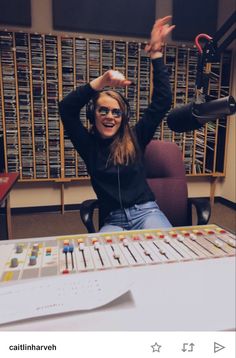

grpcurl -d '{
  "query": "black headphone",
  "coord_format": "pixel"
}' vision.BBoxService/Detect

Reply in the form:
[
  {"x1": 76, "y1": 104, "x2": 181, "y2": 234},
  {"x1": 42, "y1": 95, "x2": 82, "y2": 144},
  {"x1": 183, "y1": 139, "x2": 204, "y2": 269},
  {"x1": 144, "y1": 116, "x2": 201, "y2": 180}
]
[{"x1": 86, "y1": 90, "x2": 131, "y2": 125}]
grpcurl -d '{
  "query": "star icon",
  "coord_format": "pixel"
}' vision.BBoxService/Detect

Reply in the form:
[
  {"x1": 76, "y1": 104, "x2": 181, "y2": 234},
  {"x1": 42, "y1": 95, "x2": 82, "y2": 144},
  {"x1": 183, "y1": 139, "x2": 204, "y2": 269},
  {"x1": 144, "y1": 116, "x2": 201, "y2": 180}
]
[{"x1": 151, "y1": 342, "x2": 162, "y2": 353}]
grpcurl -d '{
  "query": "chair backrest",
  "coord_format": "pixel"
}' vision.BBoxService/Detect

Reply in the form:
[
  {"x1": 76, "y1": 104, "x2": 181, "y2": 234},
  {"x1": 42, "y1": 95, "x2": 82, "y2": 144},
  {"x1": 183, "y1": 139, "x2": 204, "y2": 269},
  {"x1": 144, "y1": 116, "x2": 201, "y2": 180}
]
[{"x1": 144, "y1": 140, "x2": 189, "y2": 227}]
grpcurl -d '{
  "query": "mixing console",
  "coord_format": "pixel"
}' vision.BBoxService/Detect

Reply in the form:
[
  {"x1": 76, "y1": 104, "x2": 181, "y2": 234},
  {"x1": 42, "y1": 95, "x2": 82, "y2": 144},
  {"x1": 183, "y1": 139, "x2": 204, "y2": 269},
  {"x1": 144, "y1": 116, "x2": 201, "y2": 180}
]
[{"x1": 0, "y1": 224, "x2": 235, "y2": 284}]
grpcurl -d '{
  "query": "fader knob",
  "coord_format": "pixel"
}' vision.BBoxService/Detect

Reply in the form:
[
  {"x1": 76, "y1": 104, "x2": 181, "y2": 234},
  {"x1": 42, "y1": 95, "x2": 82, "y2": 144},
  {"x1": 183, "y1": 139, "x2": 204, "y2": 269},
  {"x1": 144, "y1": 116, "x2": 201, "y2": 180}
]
[
  {"x1": 113, "y1": 252, "x2": 120, "y2": 260},
  {"x1": 29, "y1": 256, "x2": 37, "y2": 266},
  {"x1": 33, "y1": 243, "x2": 39, "y2": 251},
  {"x1": 69, "y1": 244, "x2": 74, "y2": 252},
  {"x1": 16, "y1": 245, "x2": 23, "y2": 254},
  {"x1": 214, "y1": 240, "x2": 223, "y2": 248},
  {"x1": 79, "y1": 243, "x2": 85, "y2": 251},
  {"x1": 31, "y1": 249, "x2": 38, "y2": 257},
  {"x1": 10, "y1": 258, "x2": 19, "y2": 267},
  {"x1": 228, "y1": 239, "x2": 236, "y2": 248},
  {"x1": 94, "y1": 242, "x2": 100, "y2": 250},
  {"x1": 123, "y1": 239, "x2": 129, "y2": 247}
]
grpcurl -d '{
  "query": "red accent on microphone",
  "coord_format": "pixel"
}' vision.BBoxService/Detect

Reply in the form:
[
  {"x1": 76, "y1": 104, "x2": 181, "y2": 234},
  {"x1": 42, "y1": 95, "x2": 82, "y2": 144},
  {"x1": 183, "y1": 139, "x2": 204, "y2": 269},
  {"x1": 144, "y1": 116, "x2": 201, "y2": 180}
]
[{"x1": 195, "y1": 34, "x2": 213, "y2": 53}]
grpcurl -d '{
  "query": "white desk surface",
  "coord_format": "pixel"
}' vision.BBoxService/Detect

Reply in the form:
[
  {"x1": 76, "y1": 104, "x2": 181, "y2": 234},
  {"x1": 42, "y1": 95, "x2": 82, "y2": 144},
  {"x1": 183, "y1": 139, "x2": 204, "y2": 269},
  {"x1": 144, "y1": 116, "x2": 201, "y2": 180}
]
[{"x1": 0, "y1": 256, "x2": 235, "y2": 331}]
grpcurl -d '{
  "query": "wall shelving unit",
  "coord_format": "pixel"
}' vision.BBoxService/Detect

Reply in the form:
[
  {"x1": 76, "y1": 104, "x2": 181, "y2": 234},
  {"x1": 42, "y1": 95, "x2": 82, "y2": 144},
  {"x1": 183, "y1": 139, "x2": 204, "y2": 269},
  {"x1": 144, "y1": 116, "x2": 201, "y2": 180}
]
[{"x1": 0, "y1": 30, "x2": 232, "y2": 184}]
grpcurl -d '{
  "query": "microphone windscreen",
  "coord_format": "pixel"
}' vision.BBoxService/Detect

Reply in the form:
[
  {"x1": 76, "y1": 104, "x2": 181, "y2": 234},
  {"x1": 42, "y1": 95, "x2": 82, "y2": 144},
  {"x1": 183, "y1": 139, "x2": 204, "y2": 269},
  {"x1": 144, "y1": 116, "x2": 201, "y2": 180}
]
[
  {"x1": 167, "y1": 103, "x2": 202, "y2": 133},
  {"x1": 193, "y1": 96, "x2": 236, "y2": 117}
]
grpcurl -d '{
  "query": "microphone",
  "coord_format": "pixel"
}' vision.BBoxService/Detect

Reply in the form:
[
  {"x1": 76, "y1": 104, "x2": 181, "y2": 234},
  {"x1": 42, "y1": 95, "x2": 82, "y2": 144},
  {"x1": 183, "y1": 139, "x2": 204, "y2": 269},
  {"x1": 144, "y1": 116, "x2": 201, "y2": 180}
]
[{"x1": 167, "y1": 96, "x2": 236, "y2": 133}]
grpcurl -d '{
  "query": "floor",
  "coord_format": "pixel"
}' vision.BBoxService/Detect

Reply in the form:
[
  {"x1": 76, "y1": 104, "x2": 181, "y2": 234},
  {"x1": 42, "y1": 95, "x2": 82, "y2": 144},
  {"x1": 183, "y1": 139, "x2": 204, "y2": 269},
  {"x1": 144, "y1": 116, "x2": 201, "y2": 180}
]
[{"x1": 7, "y1": 201, "x2": 236, "y2": 240}]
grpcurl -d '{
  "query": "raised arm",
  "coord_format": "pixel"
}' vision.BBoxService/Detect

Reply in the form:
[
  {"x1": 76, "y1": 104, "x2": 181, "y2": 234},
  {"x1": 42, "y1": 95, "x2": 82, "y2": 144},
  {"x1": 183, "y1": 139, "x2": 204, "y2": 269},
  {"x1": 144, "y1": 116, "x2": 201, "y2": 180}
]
[
  {"x1": 135, "y1": 16, "x2": 175, "y2": 149},
  {"x1": 58, "y1": 84, "x2": 96, "y2": 160},
  {"x1": 145, "y1": 16, "x2": 175, "y2": 59}
]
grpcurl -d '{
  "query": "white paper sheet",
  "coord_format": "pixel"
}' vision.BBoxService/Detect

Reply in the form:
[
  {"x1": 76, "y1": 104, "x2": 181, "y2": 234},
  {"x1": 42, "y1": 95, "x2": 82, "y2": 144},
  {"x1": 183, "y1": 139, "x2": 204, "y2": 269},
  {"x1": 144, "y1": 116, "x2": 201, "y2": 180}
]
[{"x1": 0, "y1": 269, "x2": 133, "y2": 325}]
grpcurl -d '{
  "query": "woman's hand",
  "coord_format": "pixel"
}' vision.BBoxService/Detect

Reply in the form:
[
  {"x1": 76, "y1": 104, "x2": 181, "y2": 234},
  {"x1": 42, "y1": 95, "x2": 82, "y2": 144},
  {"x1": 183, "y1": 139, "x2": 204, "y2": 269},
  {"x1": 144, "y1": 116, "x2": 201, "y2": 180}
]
[
  {"x1": 90, "y1": 70, "x2": 131, "y2": 91},
  {"x1": 145, "y1": 16, "x2": 175, "y2": 58}
]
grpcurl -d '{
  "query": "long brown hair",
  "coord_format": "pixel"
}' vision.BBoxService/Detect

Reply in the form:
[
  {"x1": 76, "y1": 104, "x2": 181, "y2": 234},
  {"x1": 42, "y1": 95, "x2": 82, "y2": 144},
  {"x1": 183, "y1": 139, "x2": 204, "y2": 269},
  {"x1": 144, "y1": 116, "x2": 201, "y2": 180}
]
[{"x1": 93, "y1": 91, "x2": 138, "y2": 166}]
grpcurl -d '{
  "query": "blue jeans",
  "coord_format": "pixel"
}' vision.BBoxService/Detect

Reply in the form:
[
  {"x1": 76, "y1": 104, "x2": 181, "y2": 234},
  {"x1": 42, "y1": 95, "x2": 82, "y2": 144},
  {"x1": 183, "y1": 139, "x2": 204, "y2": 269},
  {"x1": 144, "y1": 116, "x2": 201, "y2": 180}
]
[{"x1": 99, "y1": 201, "x2": 172, "y2": 232}]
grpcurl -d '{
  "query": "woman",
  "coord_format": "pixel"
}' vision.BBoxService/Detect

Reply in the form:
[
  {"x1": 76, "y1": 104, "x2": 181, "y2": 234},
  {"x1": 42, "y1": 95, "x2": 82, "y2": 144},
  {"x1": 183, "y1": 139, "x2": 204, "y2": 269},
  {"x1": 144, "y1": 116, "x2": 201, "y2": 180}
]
[{"x1": 59, "y1": 16, "x2": 175, "y2": 232}]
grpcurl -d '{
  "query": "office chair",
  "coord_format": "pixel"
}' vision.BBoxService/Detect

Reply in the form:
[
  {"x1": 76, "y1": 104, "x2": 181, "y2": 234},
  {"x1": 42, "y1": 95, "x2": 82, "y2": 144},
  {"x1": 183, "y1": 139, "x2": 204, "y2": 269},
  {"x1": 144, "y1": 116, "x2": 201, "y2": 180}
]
[{"x1": 80, "y1": 140, "x2": 211, "y2": 233}]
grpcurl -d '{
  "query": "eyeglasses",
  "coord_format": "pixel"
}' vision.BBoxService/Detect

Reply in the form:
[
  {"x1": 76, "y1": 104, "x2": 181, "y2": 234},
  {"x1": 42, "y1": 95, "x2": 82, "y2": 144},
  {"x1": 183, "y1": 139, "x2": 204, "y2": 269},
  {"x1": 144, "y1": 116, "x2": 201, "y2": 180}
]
[{"x1": 97, "y1": 106, "x2": 122, "y2": 118}]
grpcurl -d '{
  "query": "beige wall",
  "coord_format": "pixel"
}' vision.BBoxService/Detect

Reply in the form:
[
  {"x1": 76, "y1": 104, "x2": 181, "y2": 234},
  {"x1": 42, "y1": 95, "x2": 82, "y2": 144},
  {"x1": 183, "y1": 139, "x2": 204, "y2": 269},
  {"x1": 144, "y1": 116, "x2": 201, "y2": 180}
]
[
  {"x1": 220, "y1": 52, "x2": 236, "y2": 202},
  {"x1": 215, "y1": 0, "x2": 236, "y2": 203},
  {"x1": 1, "y1": 0, "x2": 235, "y2": 207},
  {"x1": 11, "y1": 180, "x2": 97, "y2": 208}
]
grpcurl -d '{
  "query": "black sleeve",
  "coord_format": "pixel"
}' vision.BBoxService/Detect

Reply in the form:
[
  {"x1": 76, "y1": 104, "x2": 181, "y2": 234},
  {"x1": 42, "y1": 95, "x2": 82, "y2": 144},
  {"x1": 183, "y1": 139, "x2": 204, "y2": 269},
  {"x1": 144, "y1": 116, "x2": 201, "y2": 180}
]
[
  {"x1": 58, "y1": 84, "x2": 97, "y2": 161},
  {"x1": 134, "y1": 57, "x2": 172, "y2": 150}
]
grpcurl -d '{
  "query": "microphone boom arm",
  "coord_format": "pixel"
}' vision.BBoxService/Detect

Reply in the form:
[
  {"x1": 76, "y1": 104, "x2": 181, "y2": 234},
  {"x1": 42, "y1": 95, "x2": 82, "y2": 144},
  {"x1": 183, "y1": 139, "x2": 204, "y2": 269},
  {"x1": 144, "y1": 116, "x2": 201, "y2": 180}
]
[
  {"x1": 167, "y1": 10, "x2": 236, "y2": 132},
  {"x1": 195, "y1": 10, "x2": 236, "y2": 96}
]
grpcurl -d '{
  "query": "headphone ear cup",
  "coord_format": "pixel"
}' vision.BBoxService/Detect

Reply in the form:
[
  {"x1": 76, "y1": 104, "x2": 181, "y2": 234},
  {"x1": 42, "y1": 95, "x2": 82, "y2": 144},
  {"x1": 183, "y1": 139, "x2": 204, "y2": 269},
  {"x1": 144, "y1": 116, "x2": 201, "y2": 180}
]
[
  {"x1": 118, "y1": 93, "x2": 130, "y2": 121},
  {"x1": 86, "y1": 100, "x2": 95, "y2": 124},
  {"x1": 124, "y1": 98, "x2": 130, "y2": 121}
]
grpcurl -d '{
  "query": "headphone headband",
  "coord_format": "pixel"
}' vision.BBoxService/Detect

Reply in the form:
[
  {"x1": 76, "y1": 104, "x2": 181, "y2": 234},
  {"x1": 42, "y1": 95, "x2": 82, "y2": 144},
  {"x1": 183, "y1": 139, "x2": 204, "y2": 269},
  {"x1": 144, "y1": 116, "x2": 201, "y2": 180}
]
[{"x1": 86, "y1": 90, "x2": 130, "y2": 125}]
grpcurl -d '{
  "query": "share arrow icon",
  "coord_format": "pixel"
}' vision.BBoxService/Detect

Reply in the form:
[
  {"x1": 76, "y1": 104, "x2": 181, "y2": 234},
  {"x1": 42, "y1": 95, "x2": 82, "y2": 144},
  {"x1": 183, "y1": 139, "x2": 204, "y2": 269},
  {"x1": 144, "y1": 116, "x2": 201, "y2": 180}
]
[{"x1": 214, "y1": 342, "x2": 226, "y2": 353}]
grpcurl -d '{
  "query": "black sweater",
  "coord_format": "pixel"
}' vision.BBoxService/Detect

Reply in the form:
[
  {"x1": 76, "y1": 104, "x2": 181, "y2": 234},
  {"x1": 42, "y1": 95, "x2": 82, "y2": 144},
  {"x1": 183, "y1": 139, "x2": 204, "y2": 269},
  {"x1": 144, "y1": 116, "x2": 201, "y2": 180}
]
[{"x1": 59, "y1": 57, "x2": 172, "y2": 220}]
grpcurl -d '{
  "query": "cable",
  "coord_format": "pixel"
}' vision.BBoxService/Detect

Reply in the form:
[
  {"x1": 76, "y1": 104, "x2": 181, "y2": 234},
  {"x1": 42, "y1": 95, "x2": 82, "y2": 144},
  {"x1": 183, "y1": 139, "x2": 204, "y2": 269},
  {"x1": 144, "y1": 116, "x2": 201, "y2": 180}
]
[{"x1": 117, "y1": 165, "x2": 125, "y2": 230}]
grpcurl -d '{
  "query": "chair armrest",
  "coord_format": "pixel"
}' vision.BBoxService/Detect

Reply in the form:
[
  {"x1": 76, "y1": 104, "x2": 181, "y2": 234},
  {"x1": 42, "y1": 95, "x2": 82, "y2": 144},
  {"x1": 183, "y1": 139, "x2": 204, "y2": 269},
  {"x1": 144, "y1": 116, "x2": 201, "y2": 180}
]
[
  {"x1": 188, "y1": 198, "x2": 211, "y2": 225},
  {"x1": 80, "y1": 199, "x2": 99, "y2": 233}
]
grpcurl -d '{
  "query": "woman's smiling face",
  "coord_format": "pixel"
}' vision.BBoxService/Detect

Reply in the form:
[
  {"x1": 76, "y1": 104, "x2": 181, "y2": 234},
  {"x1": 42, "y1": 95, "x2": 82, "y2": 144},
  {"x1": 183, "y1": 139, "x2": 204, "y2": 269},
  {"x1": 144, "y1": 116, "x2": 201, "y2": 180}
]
[{"x1": 95, "y1": 94, "x2": 123, "y2": 139}]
